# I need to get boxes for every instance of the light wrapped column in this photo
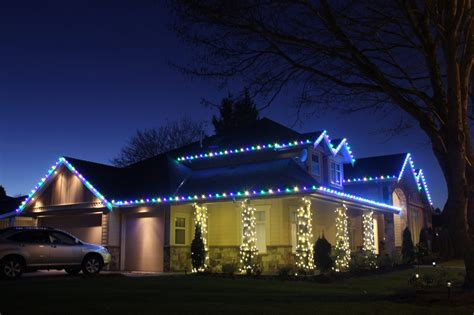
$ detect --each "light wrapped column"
[334,205,351,272]
[239,199,258,274]
[192,203,209,271]
[362,211,377,269]
[295,197,314,272]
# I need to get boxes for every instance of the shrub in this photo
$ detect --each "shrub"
[416,228,430,264]
[313,236,333,274]
[377,254,394,270]
[278,265,295,278]
[222,263,238,275]
[191,225,205,271]
[349,252,367,274]
[401,227,415,264]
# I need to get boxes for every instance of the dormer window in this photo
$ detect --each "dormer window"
[311,154,321,176]
[329,159,342,186]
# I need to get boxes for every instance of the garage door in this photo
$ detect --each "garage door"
[39,213,102,245]
[124,213,164,272]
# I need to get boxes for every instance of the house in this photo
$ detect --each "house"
[0,118,433,273]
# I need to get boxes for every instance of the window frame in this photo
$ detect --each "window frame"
[329,158,343,187]
[311,153,321,177]
[174,217,187,245]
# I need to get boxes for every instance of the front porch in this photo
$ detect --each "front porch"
[167,194,396,274]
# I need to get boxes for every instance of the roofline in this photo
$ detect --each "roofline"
[176,130,356,164]
[14,157,113,215]
[111,184,400,213]
[342,153,433,205]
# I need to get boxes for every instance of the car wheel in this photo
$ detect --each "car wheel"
[82,255,103,275]
[65,267,81,275]
[1,256,24,280]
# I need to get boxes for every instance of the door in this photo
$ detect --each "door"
[47,230,82,265]
[7,230,51,266]
[124,214,164,272]
[39,213,102,244]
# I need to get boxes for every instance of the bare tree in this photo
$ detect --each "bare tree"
[170,0,474,285]
[112,118,206,167]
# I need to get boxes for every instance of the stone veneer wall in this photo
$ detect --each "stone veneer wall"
[169,246,192,272]
[168,244,295,274]
[260,246,294,273]
[105,246,120,271]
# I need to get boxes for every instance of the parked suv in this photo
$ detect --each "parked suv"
[0,227,111,279]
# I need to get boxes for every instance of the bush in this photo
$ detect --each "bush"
[222,263,238,275]
[401,227,415,264]
[416,228,430,264]
[349,252,367,274]
[278,265,295,278]
[191,225,205,271]
[313,236,333,274]
[377,254,394,270]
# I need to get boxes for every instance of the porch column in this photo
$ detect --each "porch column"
[295,197,314,272]
[334,205,351,272]
[8,217,15,227]
[383,213,396,255]
[362,211,377,268]
[239,199,258,274]
[192,203,209,270]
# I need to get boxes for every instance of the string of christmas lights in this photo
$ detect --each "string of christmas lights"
[295,197,315,272]
[13,157,403,218]
[176,130,356,163]
[239,199,259,274]
[343,175,397,183]
[362,211,378,269]
[334,205,351,272]
[192,203,209,272]
[14,157,113,213]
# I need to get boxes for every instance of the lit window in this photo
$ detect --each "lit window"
[312,154,320,176]
[255,210,266,253]
[330,160,342,186]
[175,217,186,245]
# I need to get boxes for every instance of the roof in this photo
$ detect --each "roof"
[344,153,408,179]
[0,195,27,216]
[10,118,405,213]
[176,158,318,196]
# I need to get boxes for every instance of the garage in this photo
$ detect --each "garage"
[123,213,164,272]
[39,213,103,245]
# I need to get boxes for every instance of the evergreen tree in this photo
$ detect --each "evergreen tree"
[416,227,430,263]
[212,89,259,134]
[401,227,415,264]
[191,225,205,272]
[313,236,333,273]
[0,185,6,199]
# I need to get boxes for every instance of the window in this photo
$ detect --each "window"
[290,210,297,253]
[311,154,320,176]
[49,231,77,245]
[329,160,342,186]
[8,230,50,244]
[255,210,266,253]
[175,217,186,245]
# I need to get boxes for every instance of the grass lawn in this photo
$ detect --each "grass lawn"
[1,268,473,315]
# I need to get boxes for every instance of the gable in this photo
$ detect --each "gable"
[15,157,113,215]
[26,165,99,210]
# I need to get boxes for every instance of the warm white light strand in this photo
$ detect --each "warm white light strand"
[362,211,377,269]
[192,203,209,272]
[239,199,259,273]
[295,197,314,272]
[334,205,351,272]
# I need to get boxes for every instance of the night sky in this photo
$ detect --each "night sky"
[0,1,446,209]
